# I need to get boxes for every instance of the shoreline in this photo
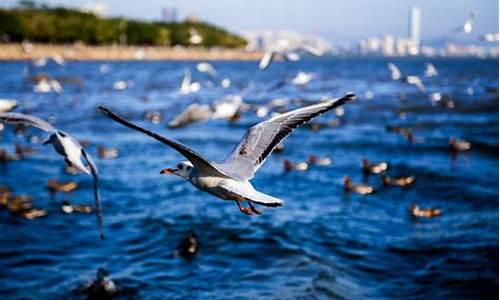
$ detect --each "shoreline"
[0,44,263,61]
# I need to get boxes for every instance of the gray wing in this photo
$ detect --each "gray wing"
[217,93,356,181]
[99,106,230,178]
[0,112,56,132]
[81,149,105,241]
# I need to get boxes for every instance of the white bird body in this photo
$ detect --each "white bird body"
[292,72,314,86]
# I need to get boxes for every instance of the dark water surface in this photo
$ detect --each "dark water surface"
[0,57,498,299]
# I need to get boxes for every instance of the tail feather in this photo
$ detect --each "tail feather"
[246,190,284,207]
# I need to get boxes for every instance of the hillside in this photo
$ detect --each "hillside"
[0,6,247,48]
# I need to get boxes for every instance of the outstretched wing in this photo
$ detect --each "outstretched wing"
[98,106,230,178]
[0,112,56,132]
[81,149,105,241]
[216,93,355,181]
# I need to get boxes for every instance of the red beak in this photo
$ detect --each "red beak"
[160,168,176,174]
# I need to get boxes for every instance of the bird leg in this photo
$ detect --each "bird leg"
[247,201,262,215]
[235,200,253,215]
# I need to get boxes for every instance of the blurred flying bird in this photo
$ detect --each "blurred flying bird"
[480,33,499,42]
[406,75,426,93]
[0,113,104,240]
[455,11,476,34]
[291,72,314,86]
[388,63,402,80]
[196,62,217,77]
[168,95,243,128]
[425,63,438,77]
[99,93,355,215]
[0,99,17,112]
[179,69,201,95]
[34,78,62,94]
[188,28,203,45]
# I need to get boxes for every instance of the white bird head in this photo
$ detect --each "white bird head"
[160,161,194,179]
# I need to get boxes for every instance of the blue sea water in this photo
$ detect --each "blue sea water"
[0,57,498,299]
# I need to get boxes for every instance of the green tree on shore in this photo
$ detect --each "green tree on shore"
[0,6,247,47]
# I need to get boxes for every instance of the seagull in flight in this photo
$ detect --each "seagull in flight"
[0,112,104,239]
[99,93,355,215]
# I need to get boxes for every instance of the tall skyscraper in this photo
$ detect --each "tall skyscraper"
[162,7,178,23]
[409,6,421,54]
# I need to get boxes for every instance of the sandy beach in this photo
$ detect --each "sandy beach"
[0,44,263,61]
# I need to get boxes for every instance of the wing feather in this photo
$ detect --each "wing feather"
[98,106,229,177]
[0,112,56,132]
[216,93,355,180]
[82,149,105,240]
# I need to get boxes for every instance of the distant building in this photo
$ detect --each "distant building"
[382,34,394,56]
[408,6,421,55]
[161,7,178,23]
[242,30,330,53]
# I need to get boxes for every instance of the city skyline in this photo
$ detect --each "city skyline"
[1,0,498,45]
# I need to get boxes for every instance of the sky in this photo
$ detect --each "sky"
[1,0,498,44]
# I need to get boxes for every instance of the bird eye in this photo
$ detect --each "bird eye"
[177,164,183,169]
[187,166,192,170]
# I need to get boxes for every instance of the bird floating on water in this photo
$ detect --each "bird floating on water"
[61,200,93,214]
[47,179,79,193]
[175,231,199,259]
[362,159,388,175]
[382,175,415,187]
[258,44,325,70]
[283,159,309,172]
[411,203,441,218]
[343,176,375,195]
[99,93,355,215]
[308,155,332,166]
[84,268,117,298]
[0,112,104,239]
[98,146,119,159]
[449,137,471,152]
